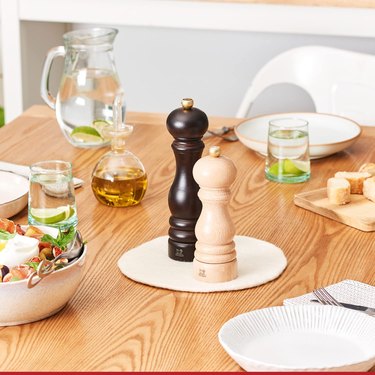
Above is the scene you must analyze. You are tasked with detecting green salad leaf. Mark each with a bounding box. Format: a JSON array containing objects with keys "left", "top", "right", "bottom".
[
  {"left": 24, "top": 261, "right": 40, "bottom": 271},
  {"left": 41, "top": 226, "right": 76, "bottom": 250},
  {"left": 0, "top": 229, "right": 16, "bottom": 241}
]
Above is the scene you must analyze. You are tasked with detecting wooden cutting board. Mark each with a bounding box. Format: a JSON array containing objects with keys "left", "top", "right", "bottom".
[{"left": 294, "top": 188, "right": 375, "bottom": 232}]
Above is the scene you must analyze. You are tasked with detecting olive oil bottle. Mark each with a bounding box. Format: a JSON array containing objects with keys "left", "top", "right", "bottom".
[
  {"left": 91, "top": 93, "right": 147, "bottom": 207},
  {"left": 92, "top": 166, "right": 147, "bottom": 206}
]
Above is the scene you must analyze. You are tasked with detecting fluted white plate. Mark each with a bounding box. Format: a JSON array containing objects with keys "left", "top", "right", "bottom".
[
  {"left": 235, "top": 112, "right": 361, "bottom": 159},
  {"left": 219, "top": 305, "right": 375, "bottom": 372}
]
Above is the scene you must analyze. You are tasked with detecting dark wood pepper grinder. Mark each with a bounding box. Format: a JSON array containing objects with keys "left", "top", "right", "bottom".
[{"left": 166, "top": 98, "right": 209, "bottom": 262}]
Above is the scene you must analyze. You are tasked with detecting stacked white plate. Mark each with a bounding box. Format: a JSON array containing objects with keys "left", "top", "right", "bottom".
[{"left": 219, "top": 305, "right": 375, "bottom": 372}]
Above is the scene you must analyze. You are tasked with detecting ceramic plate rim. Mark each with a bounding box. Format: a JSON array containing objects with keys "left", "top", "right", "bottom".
[
  {"left": 218, "top": 304, "right": 375, "bottom": 371},
  {"left": 0, "top": 171, "right": 28, "bottom": 206},
  {"left": 234, "top": 112, "right": 362, "bottom": 150}
]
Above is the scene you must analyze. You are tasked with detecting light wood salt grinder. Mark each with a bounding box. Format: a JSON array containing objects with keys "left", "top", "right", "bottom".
[{"left": 192, "top": 146, "right": 238, "bottom": 282}]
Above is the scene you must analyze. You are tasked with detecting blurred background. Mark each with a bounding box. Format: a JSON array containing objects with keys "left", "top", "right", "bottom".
[{"left": 1, "top": 0, "right": 375, "bottom": 125}]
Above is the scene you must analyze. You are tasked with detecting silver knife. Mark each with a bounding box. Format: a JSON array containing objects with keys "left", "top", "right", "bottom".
[{"left": 311, "top": 299, "right": 375, "bottom": 315}]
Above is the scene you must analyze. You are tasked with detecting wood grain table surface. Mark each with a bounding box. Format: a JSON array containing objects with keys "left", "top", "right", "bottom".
[{"left": 0, "top": 105, "right": 374, "bottom": 371}]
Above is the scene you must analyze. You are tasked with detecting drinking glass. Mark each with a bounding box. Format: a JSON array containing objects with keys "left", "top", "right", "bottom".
[
  {"left": 265, "top": 118, "right": 310, "bottom": 183},
  {"left": 28, "top": 161, "right": 78, "bottom": 230}
]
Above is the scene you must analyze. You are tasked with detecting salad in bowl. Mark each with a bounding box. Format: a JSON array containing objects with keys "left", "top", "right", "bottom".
[
  {"left": 0, "top": 218, "right": 81, "bottom": 283},
  {"left": 0, "top": 218, "right": 87, "bottom": 326}
]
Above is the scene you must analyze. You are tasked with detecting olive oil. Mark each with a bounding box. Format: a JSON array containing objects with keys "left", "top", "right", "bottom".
[
  {"left": 92, "top": 167, "right": 147, "bottom": 207},
  {"left": 91, "top": 92, "right": 147, "bottom": 207}
]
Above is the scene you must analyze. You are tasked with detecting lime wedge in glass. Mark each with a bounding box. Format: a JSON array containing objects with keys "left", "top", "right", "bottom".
[
  {"left": 283, "top": 159, "right": 310, "bottom": 175},
  {"left": 268, "top": 159, "right": 309, "bottom": 177},
  {"left": 30, "top": 206, "right": 73, "bottom": 225},
  {"left": 70, "top": 126, "right": 103, "bottom": 144},
  {"left": 268, "top": 161, "right": 284, "bottom": 176}
]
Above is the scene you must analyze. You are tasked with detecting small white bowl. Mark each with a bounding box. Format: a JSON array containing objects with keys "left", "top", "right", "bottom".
[
  {"left": 219, "top": 305, "right": 375, "bottom": 372},
  {"left": 0, "top": 227, "right": 86, "bottom": 326}
]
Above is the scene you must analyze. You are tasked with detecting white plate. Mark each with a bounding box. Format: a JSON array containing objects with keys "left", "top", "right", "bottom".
[
  {"left": 235, "top": 112, "right": 361, "bottom": 159},
  {"left": 219, "top": 305, "right": 375, "bottom": 372},
  {"left": 0, "top": 171, "right": 28, "bottom": 218}
]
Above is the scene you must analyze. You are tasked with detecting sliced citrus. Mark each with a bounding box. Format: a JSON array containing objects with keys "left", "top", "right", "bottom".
[
  {"left": 93, "top": 120, "right": 112, "bottom": 137},
  {"left": 30, "top": 206, "right": 72, "bottom": 224},
  {"left": 290, "top": 160, "right": 310, "bottom": 173},
  {"left": 283, "top": 159, "right": 310, "bottom": 175},
  {"left": 70, "top": 126, "right": 103, "bottom": 144},
  {"left": 268, "top": 161, "right": 284, "bottom": 176},
  {"left": 0, "top": 241, "right": 7, "bottom": 252},
  {"left": 67, "top": 206, "right": 75, "bottom": 219}
]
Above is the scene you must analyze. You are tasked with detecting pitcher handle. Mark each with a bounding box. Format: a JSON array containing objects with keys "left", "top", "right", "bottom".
[{"left": 40, "top": 46, "right": 66, "bottom": 110}]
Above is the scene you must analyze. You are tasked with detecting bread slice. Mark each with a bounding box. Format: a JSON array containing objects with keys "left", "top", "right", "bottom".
[
  {"left": 327, "top": 177, "right": 351, "bottom": 205},
  {"left": 334, "top": 171, "right": 371, "bottom": 194},
  {"left": 363, "top": 176, "right": 375, "bottom": 203},
  {"left": 359, "top": 163, "right": 375, "bottom": 176}
]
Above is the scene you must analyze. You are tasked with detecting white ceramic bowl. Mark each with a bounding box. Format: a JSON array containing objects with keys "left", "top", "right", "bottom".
[
  {"left": 0, "top": 227, "right": 86, "bottom": 326},
  {"left": 0, "top": 171, "right": 28, "bottom": 218},
  {"left": 219, "top": 305, "right": 375, "bottom": 372},
  {"left": 235, "top": 112, "right": 361, "bottom": 159}
]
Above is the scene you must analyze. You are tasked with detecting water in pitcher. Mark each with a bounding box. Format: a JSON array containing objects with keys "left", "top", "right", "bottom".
[
  {"left": 41, "top": 28, "right": 123, "bottom": 148},
  {"left": 56, "top": 69, "right": 124, "bottom": 148}
]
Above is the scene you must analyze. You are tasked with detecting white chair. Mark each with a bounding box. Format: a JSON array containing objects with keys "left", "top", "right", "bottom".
[{"left": 236, "top": 46, "right": 375, "bottom": 126}]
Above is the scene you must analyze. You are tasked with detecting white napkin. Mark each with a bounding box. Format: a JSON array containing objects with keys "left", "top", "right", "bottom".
[
  {"left": 0, "top": 161, "right": 84, "bottom": 188},
  {"left": 284, "top": 279, "right": 375, "bottom": 308}
]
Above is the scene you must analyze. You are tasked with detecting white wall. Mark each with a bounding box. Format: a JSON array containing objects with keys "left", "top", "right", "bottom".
[
  {"left": 21, "top": 21, "right": 68, "bottom": 110},
  {"left": 20, "top": 22, "right": 375, "bottom": 118}
]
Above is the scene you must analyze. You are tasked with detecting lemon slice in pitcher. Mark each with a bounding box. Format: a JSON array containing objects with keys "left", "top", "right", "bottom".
[
  {"left": 30, "top": 206, "right": 73, "bottom": 225},
  {"left": 93, "top": 120, "right": 112, "bottom": 137},
  {"left": 70, "top": 126, "right": 103, "bottom": 144}
]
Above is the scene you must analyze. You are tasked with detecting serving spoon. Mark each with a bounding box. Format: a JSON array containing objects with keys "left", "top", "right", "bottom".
[{"left": 27, "top": 231, "right": 84, "bottom": 289}]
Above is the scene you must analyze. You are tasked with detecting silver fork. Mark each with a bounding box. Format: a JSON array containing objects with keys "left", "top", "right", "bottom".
[
  {"left": 313, "top": 287, "right": 343, "bottom": 307},
  {"left": 203, "top": 126, "right": 238, "bottom": 142},
  {"left": 313, "top": 287, "right": 375, "bottom": 317}
]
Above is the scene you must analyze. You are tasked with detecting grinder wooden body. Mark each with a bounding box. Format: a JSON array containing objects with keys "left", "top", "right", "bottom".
[
  {"left": 192, "top": 146, "right": 238, "bottom": 282},
  {"left": 166, "top": 99, "right": 208, "bottom": 262}
]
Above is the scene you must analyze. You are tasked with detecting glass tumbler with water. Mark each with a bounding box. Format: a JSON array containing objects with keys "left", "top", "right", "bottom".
[
  {"left": 265, "top": 118, "right": 310, "bottom": 183},
  {"left": 40, "top": 27, "right": 124, "bottom": 148},
  {"left": 28, "top": 161, "right": 78, "bottom": 230}
]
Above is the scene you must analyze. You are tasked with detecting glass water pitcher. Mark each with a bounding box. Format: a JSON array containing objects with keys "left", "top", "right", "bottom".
[{"left": 41, "top": 27, "right": 124, "bottom": 148}]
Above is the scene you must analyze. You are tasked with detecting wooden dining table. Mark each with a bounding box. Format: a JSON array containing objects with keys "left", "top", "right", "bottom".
[{"left": 0, "top": 105, "right": 374, "bottom": 371}]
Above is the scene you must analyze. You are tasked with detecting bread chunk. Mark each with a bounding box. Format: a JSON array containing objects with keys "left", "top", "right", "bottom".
[
  {"left": 334, "top": 171, "right": 371, "bottom": 194},
  {"left": 327, "top": 177, "right": 351, "bottom": 205},
  {"left": 359, "top": 163, "right": 375, "bottom": 176},
  {"left": 363, "top": 176, "right": 375, "bottom": 203}
]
